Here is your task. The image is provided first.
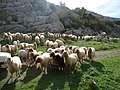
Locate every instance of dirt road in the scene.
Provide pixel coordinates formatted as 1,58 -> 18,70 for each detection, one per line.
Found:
95,49 -> 120,60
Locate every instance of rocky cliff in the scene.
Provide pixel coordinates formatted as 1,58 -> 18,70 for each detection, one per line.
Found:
0,0 -> 64,33
0,0 -> 120,37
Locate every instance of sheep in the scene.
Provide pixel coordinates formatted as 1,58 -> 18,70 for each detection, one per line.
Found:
87,47 -> 95,62
45,40 -> 53,50
47,32 -> 54,40
3,32 -> 8,40
18,49 -> 29,63
76,47 -> 86,63
64,45 -> 74,54
9,44 -> 18,55
6,56 -> 22,82
8,35 -> 13,44
55,39 -> 64,47
35,53 -> 53,75
50,52 -> 66,71
62,51 -> 78,71
28,51 -> 43,67
52,41 -> 58,49
47,47 -> 64,54
18,42 -> 28,49
13,40 -> 20,46
25,43 -> 37,50
39,34 -> 45,46
35,36 -> 40,45
1,44 -> 11,53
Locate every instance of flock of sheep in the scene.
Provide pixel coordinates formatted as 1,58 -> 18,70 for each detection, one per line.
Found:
0,32 -> 95,82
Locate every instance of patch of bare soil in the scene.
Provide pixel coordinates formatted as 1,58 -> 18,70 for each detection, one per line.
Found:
95,49 -> 120,60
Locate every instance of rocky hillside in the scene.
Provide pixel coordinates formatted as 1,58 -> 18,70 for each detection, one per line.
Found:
0,0 -> 120,37
0,0 -> 64,33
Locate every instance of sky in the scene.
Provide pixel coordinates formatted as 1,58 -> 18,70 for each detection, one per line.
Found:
46,0 -> 120,18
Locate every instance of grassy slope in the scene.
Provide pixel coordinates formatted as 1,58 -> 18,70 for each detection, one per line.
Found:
0,56 -> 120,90
65,40 -> 120,51
0,39 -> 120,90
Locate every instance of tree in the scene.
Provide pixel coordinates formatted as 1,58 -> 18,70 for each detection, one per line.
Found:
59,1 -> 66,7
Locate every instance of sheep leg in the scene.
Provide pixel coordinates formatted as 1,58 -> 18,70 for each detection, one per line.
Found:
42,67 -> 45,74
45,67 -> 48,75
10,74 -> 13,83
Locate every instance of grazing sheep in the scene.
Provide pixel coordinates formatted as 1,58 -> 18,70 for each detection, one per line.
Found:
35,53 -> 53,75
18,49 -> 28,62
1,44 -> 11,53
62,51 -> 78,71
47,32 -> 54,40
6,56 -> 22,82
9,45 -> 18,55
76,47 -> 86,63
55,39 -> 64,47
35,36 -> 40,45
8,35 -> 13,44
28,51 -> 43,67
39,35 -> 45,46
45,40 -> 53,50
13,40 -> 20,46
25,43 -> 37,50
52,41 -> 58,49
87,47 -> 95,61
18,42 -> 28,49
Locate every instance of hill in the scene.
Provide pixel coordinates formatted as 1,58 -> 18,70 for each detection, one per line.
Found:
0,0 -> 120,37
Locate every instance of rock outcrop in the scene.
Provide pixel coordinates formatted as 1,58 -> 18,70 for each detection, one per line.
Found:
0,0 -> 65,33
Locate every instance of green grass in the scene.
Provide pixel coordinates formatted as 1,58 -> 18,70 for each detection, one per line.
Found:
0,37 -> 120,90
65,40 -> 120,51
0,36 -> 120,51
0,56 -> 120,90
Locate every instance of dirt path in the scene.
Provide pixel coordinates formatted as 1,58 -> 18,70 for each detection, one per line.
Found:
95,49 -> 120,60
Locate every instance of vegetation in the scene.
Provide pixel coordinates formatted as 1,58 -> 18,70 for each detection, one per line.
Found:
0,56 -> 120,90
0,37 -> 120,90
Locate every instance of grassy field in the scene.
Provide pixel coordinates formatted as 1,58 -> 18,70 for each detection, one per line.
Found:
0,38 -> 120,90
0,56 -> 120,90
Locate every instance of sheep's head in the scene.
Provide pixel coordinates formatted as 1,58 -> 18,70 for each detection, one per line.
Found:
69,46 -> 72,50
35,56 -> 43,64
50,52 -> 55,58
6,57 -> 12,64
62,51 -> 69,58
28,47 -> 34,52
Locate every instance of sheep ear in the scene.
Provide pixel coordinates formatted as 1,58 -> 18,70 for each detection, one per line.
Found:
6,57 -> 11,63
50,52 -> 55,57
7,57 -> 11,61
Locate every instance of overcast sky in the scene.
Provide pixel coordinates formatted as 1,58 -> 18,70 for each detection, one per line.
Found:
46,0 -> 120,18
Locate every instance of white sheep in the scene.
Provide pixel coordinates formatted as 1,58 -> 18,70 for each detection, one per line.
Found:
1,44 -> 11,53
9,44 -> 18,55
35,36 -> 40,44
6,56 -> 22,82
39,35 -> 45,46
45,40 -> 53,50
87,47 -> 95,61
18,49 -> 28,63
55,39 -> 64,47
35,53 -> 53,75
52,41 -> 58,49
76,47 -> 86,63
62,51 -> 78,71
